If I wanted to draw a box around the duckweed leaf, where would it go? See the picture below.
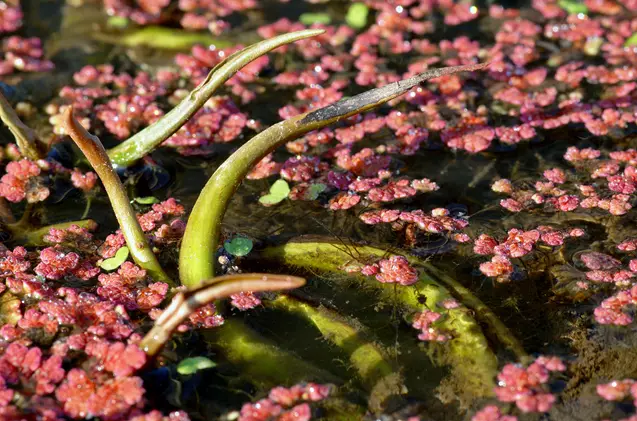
[307,183,327,200]
[177,357,216,375]
[557,0,588,14]
[346,3,369,29]
[99,247,129,271]
[107,16,130,28]
[299,13,332,25]
[259,179,290,205]
[224,237,253,257]
[626,33,637,47]
[134,196,160,205]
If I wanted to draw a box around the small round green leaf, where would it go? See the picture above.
[177,356,217,375]
[346,3,369,29]
[300,13,332,25]
[98,247,129,271]
[626,33,637,47]
[307,183,326,200]
[557,0,588,14]
[134,196,160,205]
[224,237,253,257]
[259,179,290,205]
[107,16,130,29]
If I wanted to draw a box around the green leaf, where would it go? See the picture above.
[224,237,253,257]
[107,16,130,29]
[259,179,290,205]
[346,3,369,29]
[626,33,637,47]
[557,0,588,14]
[99,247,129,271]
[299,13,332,25]
[307,183,326,200]
[177,356,217,375]
[134,196,160,205]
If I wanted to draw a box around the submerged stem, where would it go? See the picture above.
[10,219,97,246]
[203,318,341,386]
[268,295,405,414]
[0,91,43,160]
[179,62,489,288]
[258,237,529,399]
[140,273,305,357]
[63,108,172,285]
[261,237,527,361]
[107,29,325,167]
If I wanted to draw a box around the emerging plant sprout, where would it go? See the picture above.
[63,107,172,285]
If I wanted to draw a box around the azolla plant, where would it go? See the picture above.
[6,0,637,420]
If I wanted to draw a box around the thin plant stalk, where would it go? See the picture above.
[179,62,489,288]
[140,273,305,356]
[0,91,43,160]
[107,29,325,168]
[63,108,172,285]
[92,25,233,50]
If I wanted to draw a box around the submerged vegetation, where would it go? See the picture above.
[4,0,637,420]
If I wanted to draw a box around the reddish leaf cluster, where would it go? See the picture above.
[472,227,584,282]
[239,382,331,421]
[0,159,49,203]
[494,356,565,413]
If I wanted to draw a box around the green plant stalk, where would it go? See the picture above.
[260,238,522,398]
[140,273,305,356]
[63,108,172,285]
[107,29,325,167]
[92,25,233,50]
[268,294,405,414]
[203,318,342,387]
[10,219,97,246]
[0,90,43,160]
[179,62,489,288]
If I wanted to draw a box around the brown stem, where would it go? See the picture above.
[140,273,305,357]
[63,107,172,285]
[0,91,43,160]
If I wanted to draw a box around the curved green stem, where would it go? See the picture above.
[0,90,43,160]
[179,62,489,288]
[268,294,405,414]
[10,219,97,246]
[93,25,232,50]
[63,108,172,285]
[140,273,305,357]
[107,29,325,168]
